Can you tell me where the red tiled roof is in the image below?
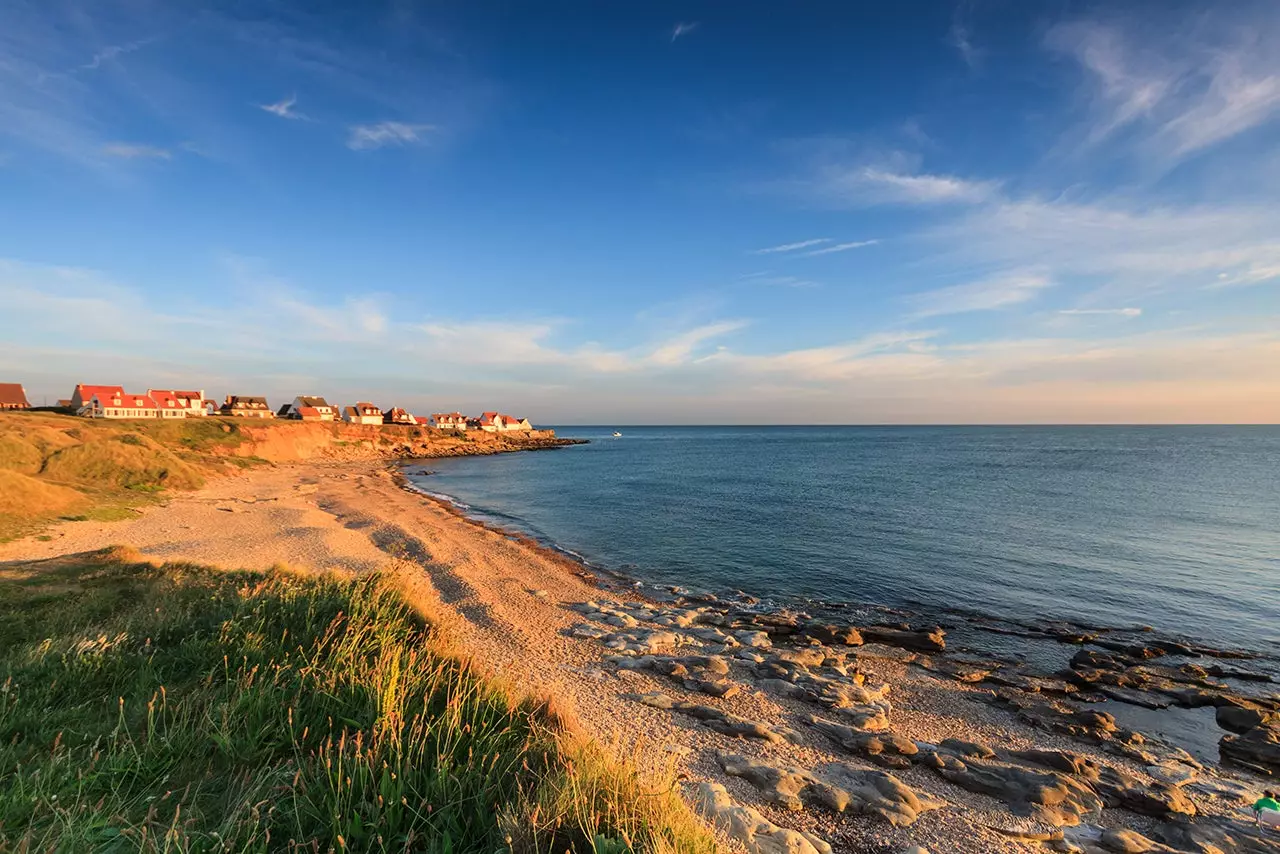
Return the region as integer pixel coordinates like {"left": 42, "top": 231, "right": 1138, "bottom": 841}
{"left": 413, "top": 416, "right": 431, "bottom": 425}
{"left": 296, "top": 406, "right": 321, "bottom": 417}
{"left": 75, "top": 384, "right": 124, "bottom": 402}
{"left": 0, "top": 383, "right": 30, "bottom": 408}
{"left": 150, "top": 389, "right": 203, "bottom": 408}
{"left": 95, "top": 391, "right": 157, "bottom": 410}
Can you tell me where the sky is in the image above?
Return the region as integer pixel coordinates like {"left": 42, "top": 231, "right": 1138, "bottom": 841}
{"left": 2, "top": 0, "right": 1279, "bottom": 424}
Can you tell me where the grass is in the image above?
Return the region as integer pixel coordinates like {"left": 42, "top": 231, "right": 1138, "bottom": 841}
{"left": 0, "top": 551, "right": 714, "bottom": 853}
{"left": 0, "top": 413, "right": 251, "bottom": 542}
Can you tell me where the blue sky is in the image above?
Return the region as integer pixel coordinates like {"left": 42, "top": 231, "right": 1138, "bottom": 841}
{"left": 2, "top": 0, "right": 1278, "bottom": 423}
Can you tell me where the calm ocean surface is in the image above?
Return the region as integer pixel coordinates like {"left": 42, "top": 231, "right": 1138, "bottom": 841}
{"left": 406, "top": 426, "right": 1280, "bottom": 651}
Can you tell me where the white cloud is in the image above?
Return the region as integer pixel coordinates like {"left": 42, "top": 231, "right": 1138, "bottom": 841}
{"left": 803, "top": 239, "right": 879, "bottom": 256}
{"left": 1047, "top": 16, "right": 1280, "bottom": 162}
{"left": 346, "top": 121, "right": 435, "bottom": 150}
{"left": 671, "top": 22, "right": 699, "bottom": 42}
{"left": 79, "top": 38, "right": 156, "bottom": 72}
{"left": 928, "top": 195, "right": 1280, "bottom": 296}
{"left": 260, "top": 94, "right": 306, "bottom": 120}
{"left": 645, "top": 320, "right": 748, "bottom": 366}
{"left": 1059, "top": 308, "right": 1142, "bottom": 317}
{"left": 818, "top": 165, "right": 998, "bottom": 206}
{"left": 948, "top": 23, "right": 980, "bottom": 69}
{"left": 102, "top": 143, "right": 171, "bottom": 159}
{"left": 908, "top": 273, "right": 1052, "bottom": 317}
{"left": 751, "top": 238, "right": 829, "bottom": 254}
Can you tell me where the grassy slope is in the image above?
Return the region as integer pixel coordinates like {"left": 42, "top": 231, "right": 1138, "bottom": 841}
{"left": 0, "top": 413, "right": 256, "bottom": 542}
{"left": 0, "top": 550, "right": 713, "bottom": 853}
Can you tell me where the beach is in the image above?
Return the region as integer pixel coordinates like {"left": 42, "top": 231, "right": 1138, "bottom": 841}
{"left": 2, "top": 459, "right": 1276, "bottom": 854}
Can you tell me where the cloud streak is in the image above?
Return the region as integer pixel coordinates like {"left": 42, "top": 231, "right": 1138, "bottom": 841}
{"left": 751, "top": 239, "right": 829, "bottom": 254}
{"left": 102, "top": 143, "right": 171, "bottom": 160}
{"left": 1048, "top": 15, "right": 1280, "bottom": 163}
{"left": 671, "top": 22, "right": 699, "bottom": 42}
{"left": 346, "top": 121, "right": 435, "bottom": 150}
{"left": 803, "top": 239, "right": 879, "bottom": 256}
{"left": 908, "top": 273, "right": 1052, "bottom": 317}
{"left": 260, "top": 94, "right": 306, "bottom": 120}
{"left": 1059, "top": 308, "right": 1142, "bottom": 317}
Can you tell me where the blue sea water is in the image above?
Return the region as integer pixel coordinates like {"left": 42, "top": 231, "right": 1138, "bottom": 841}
{"left": 405, "top": 426, "right": 1280, "bottom": 652}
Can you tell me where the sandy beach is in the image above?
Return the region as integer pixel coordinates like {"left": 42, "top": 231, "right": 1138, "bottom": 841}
{"left": 2, "top": 459, "right": 1274, "bottom": 854}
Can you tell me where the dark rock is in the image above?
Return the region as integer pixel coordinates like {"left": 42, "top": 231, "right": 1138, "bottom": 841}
{"left": 922, "top": 750, "right": 1102, "bottom": 827}
{"left": 862, "top": 625, "right": 946, "bottom": 652}
{"left": 939, "top": 737, "right": 996, "bottom": 759}
{"left": 809, "top": 716, "right": 918, "bottom": 768}
{"left": 1216, "top": 704, "right": 1278, "bottom": 734}
{"left": 802, "top": 622, "right": 864, "bottom": 646}
{"left": 1220, "top": 723, "right": 1280, "bottom": 775}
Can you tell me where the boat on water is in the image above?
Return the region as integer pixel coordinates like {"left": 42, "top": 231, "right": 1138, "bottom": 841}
{"left": 612, "top": 431, "right": 622, "bottom": 437}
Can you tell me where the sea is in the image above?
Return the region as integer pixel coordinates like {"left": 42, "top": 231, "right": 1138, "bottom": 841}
{"left": 404, "top": 426, "right": 1280, "bottom": 654}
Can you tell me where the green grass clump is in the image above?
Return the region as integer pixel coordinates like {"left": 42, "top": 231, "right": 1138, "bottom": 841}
{"left": 0, "top": 553, "right": 713, "bottom": 853}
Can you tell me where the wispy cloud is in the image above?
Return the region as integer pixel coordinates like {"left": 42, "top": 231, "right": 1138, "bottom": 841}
{"left": 803, "top": 164, "right": 998, "bottom": 207}
{"left": 1047, "top": 15, "right": 1280, "bottom": 163}
{"left": 928, "top": 195, "right": 1280, "bottom": 298}
{"left": 671, "top": 22, "right": 699, "bottom": 43}
{"left": 102, "top": 143, "right": 171, "bottom": 160}
{"left": 1059, "top": 308, "right": 1142, "bottom": 317}
{"left": 908, "top": 272, "right": 1052, "bottom": 317}
{"left": 803, "top": 239, "right": 879, "bottom": 256}
{"left": 346, "top": 121, "right": 435, "bottom": 150}
{"left": 260, "top": 94, "right": 306, "bottom": 120}
{"left": 952, "top": 6, "right": 977, "bottom": 71}
{"left": 740, "top": 274, "right": 821, "bottom": 289}
{"left": 751, "top": 238, "right": 830, "bottom": 255}
{"left": 78, "top": 38, "right": 156, "bottom": 73}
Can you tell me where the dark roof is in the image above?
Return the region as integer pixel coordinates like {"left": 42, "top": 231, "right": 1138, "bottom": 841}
{"left": 276, "top": 404, "right": 292, "bottom": 416}
{"left": 227, "top": 396, "right": 269, "bottom": 407}
{"left": 295, "top": 396, "right": 330, "bottom": 408}
{"left": 0, "top": 383, "right": 30, "bottom": 407}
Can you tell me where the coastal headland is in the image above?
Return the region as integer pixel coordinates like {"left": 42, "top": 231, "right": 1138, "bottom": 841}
{"left": 2, "top": 430, "right": 1277, "bottom": 853}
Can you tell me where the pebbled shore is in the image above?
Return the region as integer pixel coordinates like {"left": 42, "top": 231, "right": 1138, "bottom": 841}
{"left": 1, "top": 460, "right": 1276, "bottom": 853}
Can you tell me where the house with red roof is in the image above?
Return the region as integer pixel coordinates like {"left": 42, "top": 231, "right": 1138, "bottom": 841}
{"left": 85, "top": 390, "right": 160, "bottom": 419}
{"left": 471, "top": 412, "right": 533, "bottom": 432}
{"left": 342, "top": 402, "right": 383, "bottom": 425}
{"left": 148, "top": 389, "right": 207, "bottom": 419}
{"left": 282, "top": 396, "right": 336, "bottom": 421}
{"left": 70, "top": 384, "right": 125, "bottom": 413}
{"left": 220, "top": 395, "right": 275, "bottom": 418}
{"left": 383, "top": 407, "right": 416, "bottom": 425}
{"left": 0, "top": 383, "right": 31, "bottom": 410}
{"left": 430, "top": 412, "right": 468, "bottom": 430}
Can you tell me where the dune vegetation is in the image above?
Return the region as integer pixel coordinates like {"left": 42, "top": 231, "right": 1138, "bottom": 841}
{"left": 0, "top": 549, "right": 714, "bottom": 853}
{"left": 0, "top": 412, "right": 259, "bottom": 542}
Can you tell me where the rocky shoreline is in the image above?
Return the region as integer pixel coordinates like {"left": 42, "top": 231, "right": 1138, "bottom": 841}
{"left": 559, "top": 590, "right": 1280, "bottom": 853}
{"left": 397, "top": 462, "right": 1280, "bottom": 852}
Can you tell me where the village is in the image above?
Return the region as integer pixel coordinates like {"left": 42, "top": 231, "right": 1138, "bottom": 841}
{"left": 0, "top": 381, "right": 536, "bottom": 432}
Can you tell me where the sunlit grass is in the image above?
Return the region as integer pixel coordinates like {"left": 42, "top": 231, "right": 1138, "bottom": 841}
{"left": 0, "top": 550, "right": 713, "bottom": 853}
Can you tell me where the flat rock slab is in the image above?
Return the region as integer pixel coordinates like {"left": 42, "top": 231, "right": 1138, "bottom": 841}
{"left": 691, "top": 782, "right": 833, "bottom": 854}
{"left": 716, "top": 752, "right": 946, "bottom": 827}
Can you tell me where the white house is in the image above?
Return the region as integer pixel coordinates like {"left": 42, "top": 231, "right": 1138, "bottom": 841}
{"left": 148, "top": 389, "right": 207, "bottom": 418}
{"left": 283, "top": 396, "right": 336, "bottom": 421}
{"left": 473, "top": 412, "right": 533, "bottom": 432}
{"left": 87, "top": 390, "right": 159, "bottom": 419}
{"left": 220, "top": 395, "right": 275, "bottom": 418}
{"left": 343, "top": 402, "right": 384, "bottom": 425}
{"left": 431, "top": 412, "right": 468, "bottom": 430}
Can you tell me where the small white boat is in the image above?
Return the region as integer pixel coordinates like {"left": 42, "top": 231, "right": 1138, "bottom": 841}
{"left": 612, "top": 431, "right": 622, "bottom": 437}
